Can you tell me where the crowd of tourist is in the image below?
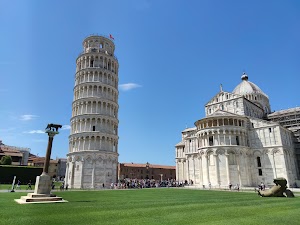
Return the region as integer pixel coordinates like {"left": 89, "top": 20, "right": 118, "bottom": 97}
{"left": 110, "top": 179, "right": 183, "bottom": 189}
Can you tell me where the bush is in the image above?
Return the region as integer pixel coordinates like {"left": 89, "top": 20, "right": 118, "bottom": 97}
{"left": 0, "top": 156, "right": 12, "bottom": 165}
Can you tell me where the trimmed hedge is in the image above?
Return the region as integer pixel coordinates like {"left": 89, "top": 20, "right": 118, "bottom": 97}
{"left": 0, "top": 165, "right": 43, "bottom": 184}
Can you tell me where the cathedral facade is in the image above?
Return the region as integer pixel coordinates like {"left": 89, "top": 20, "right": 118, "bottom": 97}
{"left": 175, "top": 73, "right": 298, "bottom": 187}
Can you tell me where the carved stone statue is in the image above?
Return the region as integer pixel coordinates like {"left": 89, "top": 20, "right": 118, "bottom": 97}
{"left": 46, "top": 123, "right": 62, "bottom": 132}
{"left": 258, "top": 177, "right": 294, "bottom": 197}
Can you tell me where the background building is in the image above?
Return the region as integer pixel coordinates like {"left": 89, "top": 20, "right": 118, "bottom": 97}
{"left": 57, "top": 158, "right": 67, "bottom": 180}
{"left": 27, "top": 156, "right": 58, "bottom": 178}
{"left": 66, "top": 35, "right": 119, "bottom": 189}
{"left": 268, "top": 107, "right": 300, "bottom": 176}
{"left": 176, "top": 73, "right": 299, "bottom": 188}
{"left": 0, "top": 140, "right": 30, "bottom": 165}
{"left": 118, "top": 162, "right": 176, "bottom": 181}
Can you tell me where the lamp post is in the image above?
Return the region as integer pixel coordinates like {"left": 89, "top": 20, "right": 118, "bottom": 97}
{"left": 159, "top": 174, "right": 163, "bottom": 182}
{"left": 146, "top": 162, "right": 150, "bottom": 179}
{"left": 35, "top": 123, "right": 62, "bottom": 194}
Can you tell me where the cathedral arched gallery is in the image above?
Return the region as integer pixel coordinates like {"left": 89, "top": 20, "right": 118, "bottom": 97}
{"left": 175, "top": 73, "right": 299, "bottom": 188}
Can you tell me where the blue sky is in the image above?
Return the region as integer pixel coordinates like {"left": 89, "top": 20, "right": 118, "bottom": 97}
{"left": 0, "top": 0, "right": 299, "bottom": 166}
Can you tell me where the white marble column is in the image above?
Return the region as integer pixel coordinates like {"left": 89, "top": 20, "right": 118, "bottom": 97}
{"left": 236, "top": 152, "right": 242, "bottom": 186}
{"left": 65, "top": 163, "right": 69, "bottom": 185}
{"left": 91, "top": 159, "right": 95, "bottom": 188}
{"left": 88, "top": 137, "right": 91, "bottom": 150}
{"left": 243, "top": 152, "right": 250, "bottom": 186}
{"left": 193, "top": 157, "right": 196, "bottom": 184}
{"left": 186, "top": 158, "right": 190, "bottom": 182}
{"left": 176, "top": 160, "right": 179, "bottom": 181}
{"left": 198, "top": 155, "right": 203, "bottom": 186}
{"left": 182, "top": 160, "right": 185, "bottom": 181}
{"left": 214, "top": 153, "right": 219, "bottom": 186}
{"left": 206, "top": 155, "right": 210, "bottom": 184}
{"left": 80, "top": 158, "right": 84, "bottom": 188}
{"left": 225, "top": 153, "right": 230, "bottom": 183}
{"left": 272, "top": 151, "right": 278, "bottom": 178}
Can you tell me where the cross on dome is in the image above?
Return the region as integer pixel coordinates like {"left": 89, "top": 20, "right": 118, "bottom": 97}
{"left": 241, "top": 72, "right": 248, "bottom": 81}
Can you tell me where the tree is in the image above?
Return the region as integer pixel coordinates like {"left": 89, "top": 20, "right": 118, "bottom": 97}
{"left": 0, "top": 155, "right": 12, "bottom": 165}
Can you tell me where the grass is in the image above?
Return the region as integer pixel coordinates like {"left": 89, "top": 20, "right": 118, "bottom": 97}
{"left": 0, "top": 184, "right": 35, "bottom": 191}
{"left": 1, "top": 188, "right": 300, "bottom": 225}
{"left": 0, "top": 182, "right": 63, "bottom": 191}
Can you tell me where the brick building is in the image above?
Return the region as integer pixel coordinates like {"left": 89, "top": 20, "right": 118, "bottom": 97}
{"left": 118, "top": 162, "right": 176, "bottom": 181}
{"left": 27, "top": 156, "right": 58, "bottom": 178}
{"left": 0, "top": 140, "right": 30, "bottom": 165}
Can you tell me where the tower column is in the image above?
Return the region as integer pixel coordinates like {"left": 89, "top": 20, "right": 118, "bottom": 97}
{"left": 68, "top": 35, "right": 119, "bottom": 189}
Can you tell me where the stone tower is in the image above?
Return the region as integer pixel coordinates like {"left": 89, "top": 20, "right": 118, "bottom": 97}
{"left": 65, "top": 35, "right": 119, "bottom": 189}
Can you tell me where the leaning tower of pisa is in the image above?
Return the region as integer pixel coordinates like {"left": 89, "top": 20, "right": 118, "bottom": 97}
{"left": 65, "top": 35, "right": 119, "bottom": 189}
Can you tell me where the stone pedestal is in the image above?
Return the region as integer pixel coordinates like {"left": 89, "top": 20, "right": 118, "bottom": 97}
{"left": 34, "top": 174, "right": 52, "bottom": 194}
{"left": 15, "top": 175, "right": 67, "bottom": 204}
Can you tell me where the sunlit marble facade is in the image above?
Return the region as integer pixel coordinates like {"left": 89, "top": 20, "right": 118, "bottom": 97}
{"left": 175, "top": 73, "right": 298, "bottom": 187}
{"left": 66, "top": 35, "right": 119, "bottom": 189}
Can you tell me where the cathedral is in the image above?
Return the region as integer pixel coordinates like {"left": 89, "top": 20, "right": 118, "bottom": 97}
{"left": 175, "top": 73, "right": 299, "bottom": 188}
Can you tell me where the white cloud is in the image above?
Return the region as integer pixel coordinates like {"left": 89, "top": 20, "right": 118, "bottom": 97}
{"left": 119, "top": 83, "right": 142, "bottom": 91}
{"left": 62, "top": 125, "right": 71, "bottom": 130}
{"left": 24, "top": 130, "right": 45, "bottom": 134}
{"left": 20, "top": 115, "right": 39, "bottom": 121}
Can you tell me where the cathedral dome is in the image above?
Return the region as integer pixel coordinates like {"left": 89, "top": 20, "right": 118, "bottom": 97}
{"left": 233, "top": 72, "right": 268, "bottom": 98}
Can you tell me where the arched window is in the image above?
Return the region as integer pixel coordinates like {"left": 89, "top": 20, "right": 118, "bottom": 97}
{"left": 229, "top": 153, "right": 236, "bottom": 165}
{"left": 209, "top": 136, "right": 214, "bottom": 146}
{"left": 236, "top": 136, "right": 239, "bottom": 145}
{"left": 208, "top": 152, "right": 214, "bottom": 166}
{"left": 257, "top": 157, "right": 261, "bottom": 167}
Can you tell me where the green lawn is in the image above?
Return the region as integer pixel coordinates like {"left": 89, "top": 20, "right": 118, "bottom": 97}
{"left": 0, "top": 182, "right": 63, "bottom": 191}
{"left": 1, "top": 188, "right": 299, "bottom": 225}
{"left": 0, "top": 184, "right": 35, "bottom": 191}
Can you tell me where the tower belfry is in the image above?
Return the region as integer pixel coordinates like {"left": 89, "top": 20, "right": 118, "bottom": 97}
{"left": 65, "top": 35, "right": 119, "bottom": 189}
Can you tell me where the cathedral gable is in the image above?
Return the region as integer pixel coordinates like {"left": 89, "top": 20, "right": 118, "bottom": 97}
{"left": 205, "top": 91, "right": 240, "bottom": 106}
